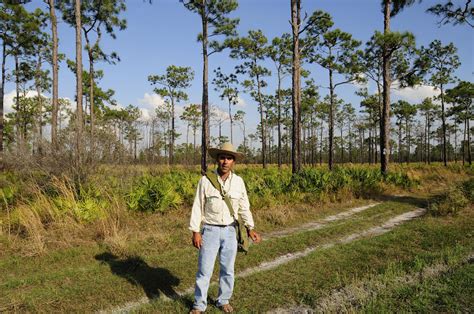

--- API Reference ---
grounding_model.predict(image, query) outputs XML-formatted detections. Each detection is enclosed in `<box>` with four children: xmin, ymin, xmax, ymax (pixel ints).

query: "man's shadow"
<box><xmin>95</xmin><ymin>252</ymin><xmax>180</xmax><ymax>300</ymax></box>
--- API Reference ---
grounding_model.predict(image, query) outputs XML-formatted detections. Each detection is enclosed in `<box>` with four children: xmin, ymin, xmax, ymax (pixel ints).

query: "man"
<box><xmin>189</xmin><ymin>142</ymin><xmax>261</xmax><ymax>313</ymax></box>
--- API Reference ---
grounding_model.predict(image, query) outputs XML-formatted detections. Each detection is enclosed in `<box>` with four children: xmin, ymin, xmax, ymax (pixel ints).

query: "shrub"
<box><xmin>127</xmin><ymin>175</ymin><xmax>184</xmax><ymax>213</ymax></box>
<box><xmin>0</xmin><ymin>172</ymin><xmax>23</xmax><ymax>210</ymax></box>
<box><xmin>428</xmin><ymin>178</ymin><xmax>472</xmax><ymax>216</ymax></box>
<box><xmin>461</xmin><ymin>178</ymin><xmax>474</xmax><ymax>202</ymax></box>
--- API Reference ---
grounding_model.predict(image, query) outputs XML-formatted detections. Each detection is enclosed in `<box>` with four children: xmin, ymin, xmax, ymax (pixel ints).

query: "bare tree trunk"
<box><xmin>0</xmin><ymin>42</ymin><xmax>6</xmax><ymax>170</ymax></box>
<box><xmin>200</xmin><ymin>3</ymin><xmax>209</xmax><ymax>174</ymax></box>
<box><xmin>170</xmin><ymin>98</ymin><xmax>175</xmax><ymax>164</ymax></box>
<box><xmin>49</xmin><ymin>0</ymin><xmax>59</xmax><ymax>149</ymax></box>
<box><xmin>454</xmin><ymin>125</ymin><xmax>458</xmax><ymax>163</ymax></box>
<box><xmin>328</xmin><ymin>68</ymin><xmax>335</xmax><ymax>170</ymax></box>
<box><xmin>15</xmin><ymin>55</ymin><xmax>21</xmax><ymax>146</ymax></box>
<box><xmin>440</xmin><ymin>84</ymin><xmax>447</xmax><ymax>166</ymax></box>
<box><xmin>427</xmin><ymin>117</ymin><xmax>431</xmax><ymax>164</ymax></box>
<box><xmin>193</xmin><ymin>127</ymin><xmax>197</xmax><ymax>165</ymax></box>
<box><xmin>86</xmin><ymin>42</ymin><xmax>95</xmax><ymax>149</ymax></box>
<box><xmin>462</xmin><ymin>118</ymin><xmax>466</xmax><ymax>165</ymax></box>
<box><xmin>228</xmin><ymin>99</ymin><xmax>233</xmax><ymax>144</ymax></box>
<box><xmin>256</xmin><ymin>72</ymin><xmax>267</xmax><ymax>168</ymax></box>
<box><xmin>468</xmin><ymin>117</ymin><xmax>472</xmax><ymax>166</ymax></box>
<box><xmin>406</xmin><ymin>118</ymin><xmax>410</xmax><ymax>164</ymax></box>
<box><xmin>319</xmin><ymin>122</ymin><xmax>323</xmax><ymax>166</ymax></box>
<box><xmin>381</xmin><ymin>0</ymin><xmax>391</xmax><ymax>175</ymax></box>
<box><xmin>348</xmin><ymin>123</ymin><xmax>352</xmax><ymax>162</ymax></box>
<box><xmin>277</xmin><ymin>71</ymin><xmax>282</xmax><ymax>168</ymax></box>
<box><xmin>75</xmin><ymin>0</ymin><xmax>84</xmax><ymax>165</ymax></box>
<box><xmin>398</xmin><ymin>123</ymin><xmax>402</xmax><ymax>163</ymax></box>
<box><xmin>424</xmin><ymin>114</ymin><xmax>429</xmax><ymax>164</ymax></box>
<box><xmin>369</xmin><ymin>128</ymin><xmax>372</xmax><ymax>164</ymax></box>
<box><xmin>291</xmin><ymin>0</ymin><xmax>301</xmax><ymax>174</ymax></box>
<box><xmin>35</xmin><ymin>54</ymin><xmax>43</xmax><ymax>156</ymax></box>
<box><xmin>340</xmin><ymin>125</ymin><xmax>344</xmax><ymax>163</ymax></box>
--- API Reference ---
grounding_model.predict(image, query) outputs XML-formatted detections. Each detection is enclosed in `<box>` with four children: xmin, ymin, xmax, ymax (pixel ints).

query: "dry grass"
<box><xmin>1</xmin><ymin>163</ymin><xmax>471</xmax><ymax>258</ymax></box>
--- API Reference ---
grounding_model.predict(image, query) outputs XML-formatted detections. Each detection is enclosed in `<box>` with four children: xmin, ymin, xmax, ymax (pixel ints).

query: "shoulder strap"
<box><xmin>205</xmin><ymin>170</ymin><xmax>238</xmax><ymax>219</ymax></box>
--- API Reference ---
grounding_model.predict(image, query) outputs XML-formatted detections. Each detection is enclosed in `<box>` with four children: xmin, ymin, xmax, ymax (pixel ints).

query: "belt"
<box><xmin>205</xmin><ymin>222</ymin><xmax>236</xmax><ymax>227</ymax></box>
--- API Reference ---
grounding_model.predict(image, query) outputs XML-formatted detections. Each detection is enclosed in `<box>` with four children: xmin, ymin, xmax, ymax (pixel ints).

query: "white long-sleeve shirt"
<box><xmin>189</xmin><ymin>171</ymin><xmax>255</xmax><ymax>233</ymax></box>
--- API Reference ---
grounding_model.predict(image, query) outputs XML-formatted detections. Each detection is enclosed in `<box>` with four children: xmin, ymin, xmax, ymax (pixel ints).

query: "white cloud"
<box><xmin>236</xmin><ymin>96</ymin><xmax>247</xmax><ymax>107</ymax></box>
<box><xmin>139</xmin><ymin>92</ymin><xmax>166</xmax><ymax>109</ymax></box>
<box><xmin>210</xmin><ymin>105</ymin><xmax>230</xmax><ymax>122</ymax></box>
<box><xmin>138</xmin><ymin>92</ymin><xmax>166</xmax><ymax>122</ymax></box>
<box><xmin>137</xmin><ymin>92</ymin><xmax>191</xmax><ymax>122</ymax></box>
<box><xmin>3</xmin><ymin>89</ymin><xmax>48</xmax><ymax>114</ymax></box>
<box><xmin>139</xmin><ymin>108</ymin><xmax>152</xmax><ymax>122</ymax></box>
<box><xmin>392</xmin><ymin>82</ymin><xmax>439</xmax><ymax>103</ymax></box>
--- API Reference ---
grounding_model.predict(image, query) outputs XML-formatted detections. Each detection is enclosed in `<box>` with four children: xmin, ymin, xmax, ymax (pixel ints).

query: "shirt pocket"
<box><xmin>204</xmin><ymin>187</ymin><xmax>222</xmax><ymax>214</ymax></box>
<box><xmin>227</xmin><ymin>191</ymin><xmax>241</xmax><ymax>212</ymax></box>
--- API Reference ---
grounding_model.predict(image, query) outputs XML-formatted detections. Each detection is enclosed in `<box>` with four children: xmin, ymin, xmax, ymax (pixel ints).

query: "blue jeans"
<box><xmin>193</xmin><ymin>224</ymin><xmax>238</xmax><ymax>311</ymax></box>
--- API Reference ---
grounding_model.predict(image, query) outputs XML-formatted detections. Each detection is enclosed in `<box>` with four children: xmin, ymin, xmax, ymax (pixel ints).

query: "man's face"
<box><xmin>217</xmin><ymin>154</ymin><xmax>235</xmax><ymax>174</ymax></box>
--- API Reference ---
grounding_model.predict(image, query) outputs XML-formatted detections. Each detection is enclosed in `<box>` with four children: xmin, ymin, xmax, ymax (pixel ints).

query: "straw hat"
<box><xmin>208</xmin><ymin>142</ymin><xmax>244</xmax><ymax>161</ymax></box>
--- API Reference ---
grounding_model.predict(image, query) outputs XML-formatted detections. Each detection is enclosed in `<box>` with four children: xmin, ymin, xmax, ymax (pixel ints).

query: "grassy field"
<box><xmin>0</xmin><ymin>163</ymin><xmax>472</xmax><ymax>312</ymax></box>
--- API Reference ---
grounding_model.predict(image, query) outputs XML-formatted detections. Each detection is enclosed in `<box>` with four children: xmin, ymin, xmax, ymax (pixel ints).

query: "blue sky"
<box><xmin>4</xmin><ymin>0</ymin><xmax>473</xmax><ymax>146</ymax></box>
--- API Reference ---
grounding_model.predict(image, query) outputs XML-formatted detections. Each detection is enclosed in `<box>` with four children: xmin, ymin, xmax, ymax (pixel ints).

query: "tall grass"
<box><xmin>1</xmin><ymin>163</ymin><xmax>471</xmax><ymax>255</ymax></box>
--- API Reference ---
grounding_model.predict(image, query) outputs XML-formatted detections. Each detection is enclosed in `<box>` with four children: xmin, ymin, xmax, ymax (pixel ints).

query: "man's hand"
<box><xmin>248</xmin><ymin>229</ymin><xmax>261</xmax><ymax>243</ymax></box>
<box><xmin>192</xmin><ymin>232</ymin><xmax>202</xmax><ymax>249</ymax></box>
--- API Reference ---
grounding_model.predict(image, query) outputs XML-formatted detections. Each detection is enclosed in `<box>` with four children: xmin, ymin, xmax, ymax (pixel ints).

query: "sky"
<box><xmin>4</xmin><ymin>0</ymin><xmax>474</xmax><ymax>147</ymax></box>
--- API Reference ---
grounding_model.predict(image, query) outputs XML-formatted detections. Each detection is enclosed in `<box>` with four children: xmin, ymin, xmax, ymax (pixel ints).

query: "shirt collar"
<box><xmin>216</xmin><ymin>169</ymin><xmax>233</xmax><ymax>185</ymax></box>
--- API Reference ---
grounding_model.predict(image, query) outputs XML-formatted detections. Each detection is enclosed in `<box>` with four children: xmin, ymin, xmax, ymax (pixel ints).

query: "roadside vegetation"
<box><xmin>0</xmin><ymin>163</ymin><xmax>472</xmax><ymax>312</ymax></box>
<box><xmin>1</xmin><ymin>163</ymin><xmax>469</xmax><ymax>257</ymax></box>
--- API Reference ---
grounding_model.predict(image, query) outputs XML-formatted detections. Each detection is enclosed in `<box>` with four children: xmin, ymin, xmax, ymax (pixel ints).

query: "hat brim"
<box><xmin>208</xmin><ymin>148</ymin><xmax>244</xmax><ymax>161</ymax></box>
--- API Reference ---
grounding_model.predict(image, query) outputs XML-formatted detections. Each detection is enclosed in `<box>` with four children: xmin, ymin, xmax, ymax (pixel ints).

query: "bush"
<box><xmin>127</xmin><ymin>175</ymin><xmax>184</xmax><ymax>213</ymax></box>
<box><xmin>0</xmin><ymin>172</ymin><xmax>23</xmax><ymax>210</ymax></box>
<box><xmin>461</xmin><ymin>178</ymin><xmax>474</xmax><ymax>202</ymax></box>
<box><xmin>428</xmin><ymin>178</ymin><xmax>472</xmax><ymax>216</ymax></box>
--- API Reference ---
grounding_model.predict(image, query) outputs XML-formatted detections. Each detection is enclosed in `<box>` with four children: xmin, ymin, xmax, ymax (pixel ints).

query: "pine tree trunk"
<box><xmin>328</xmin><ymin>68</ymin><xmax>334</xmax><ymax>170</ymax></box>
<box><xmin>398</xmin><ymin>123</ymin><xmax>402</xmax><ymax>163</ymax></box>
<box><xmin>15</xmin><ymin>55</ymin><xmax>21</xmax><ymax>146</ymax></box>
<box><xmin>348</xmin><ymin>123</ymin><xmax>352</xmax><ymax>163</ymax></box>
<box><xmin>87</xmin><ymin>45</ymin><xmax>95</xmax><ymax>148</ymax></box>
<box><xmin>427</xmin><ymin>118</ymin><xmax>431</xmax><ymax>164</ymax></box>
<box><xmin>340</xmin><ymin>126</ymin><xmax>344</xmax><ymax>163</ymax></box>
<box><xmin>0</xmin><ymin>42</ymin><xmax>6</xmax><ymax>170</ymax></box>
<box><xmin>277</xmin><ymin>71</ymin><xmax>282</xmax><ymax>168</ymax></box>
<box><xmin>381</xmin><ymin>0</ymin><xmax>391</xmax><ymax>175</ymax></box>
<box><xmin>75</xmin><ymin>0</ymin><xmax>84</xmax><ymax>165</ymax></box>
<box><xmin>255</xmin><ymin>70</ymin><xmax>266</xmax><ymax>168</ymax></box>
<box><xmin>228</xmin><ymin>99</ymin><xmax>233</xmax><ymax>144</ymax></box>
<box><xmin>200</xmin><ymin>3</ymin><xmax>209</xmax><ymax>174</ymax></box>
<box><xmin>462</xmin><ymin>118</ymin><xmax>466</xmax><ymax>165</ymax></box>
<box><xmin>170</xmin><ymin>97</ymin><xmax>175</xmax><ymax>164</ymax></box>
<box><xmin>49</xmin><ymin>0</ymin><xmax>59</xmax><ymax>150</ymax></box>
<box><xmin>319</xmin><ymin>122</ymin><xmax>323</xmax><ymax>166</ymax></box>
<box><xmin>291</xmin><ymin>0</ymin><xmax>301</xmax><ymax>174</ymax></box>
<box><xmin>467</xmin><ymin>117</ymin><xmax>472</xmax><ymax>166</ymax></box>
<box><xmin>454</xmin><ymin>126</ymin><xmax>458</xmax><ymax>163</ymax></box>
<box><xmin>35</xmin><ymin>54</ymin><xmax>43</xmax><ymax>156</ymax></box>
<box><xmin>406</xmin><ymin>119</ymin><xmax>410</xmax><ymax>164</ymax></box>
<box><xmin>424</xmin><ymin>115</ymin><xmax>428</xmax><ymax>163</ymax></box>
<box><xmin>440</xmin><ymin>84</ymin><xmax>447</xmax><ymax>166</ymax></box>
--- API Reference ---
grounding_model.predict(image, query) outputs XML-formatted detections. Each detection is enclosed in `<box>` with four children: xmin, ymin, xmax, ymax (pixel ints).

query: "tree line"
<box><xmin>0</xmin><ymin>0</ymin><xmax>472</xmax><ymax>174</ymax></box>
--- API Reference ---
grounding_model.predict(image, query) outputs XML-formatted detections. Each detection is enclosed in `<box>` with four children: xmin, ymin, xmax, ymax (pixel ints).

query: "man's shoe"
<box><xmin>189</xmin><ymin>309</ymin><xmax>203</xmax><ymax>314</ymax></box>
<box><xmin>219</xmin><ymin>303</ymin><xmax>234</xmax><ymax>313</ymax></box>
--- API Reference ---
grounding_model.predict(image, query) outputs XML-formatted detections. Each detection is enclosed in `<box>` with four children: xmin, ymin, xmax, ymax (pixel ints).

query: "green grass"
<box><xmin>361</xmin><ymin>262</ymin><xmax>474</xmax><ymax>312</ymax></box>
<box><xmin>0</xmin><ymin>200</ymin><xmax>420</xmax><ymax>312</ymax></box>
<box><xmin>0</xmin><ymin>165</ymin><xmax>472</xmax><ymax>312</ymax></box>
<box><xmin>141</xmin><ymin>206</ymin><xmax>474</xmax><ymax>313</ymax></box>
